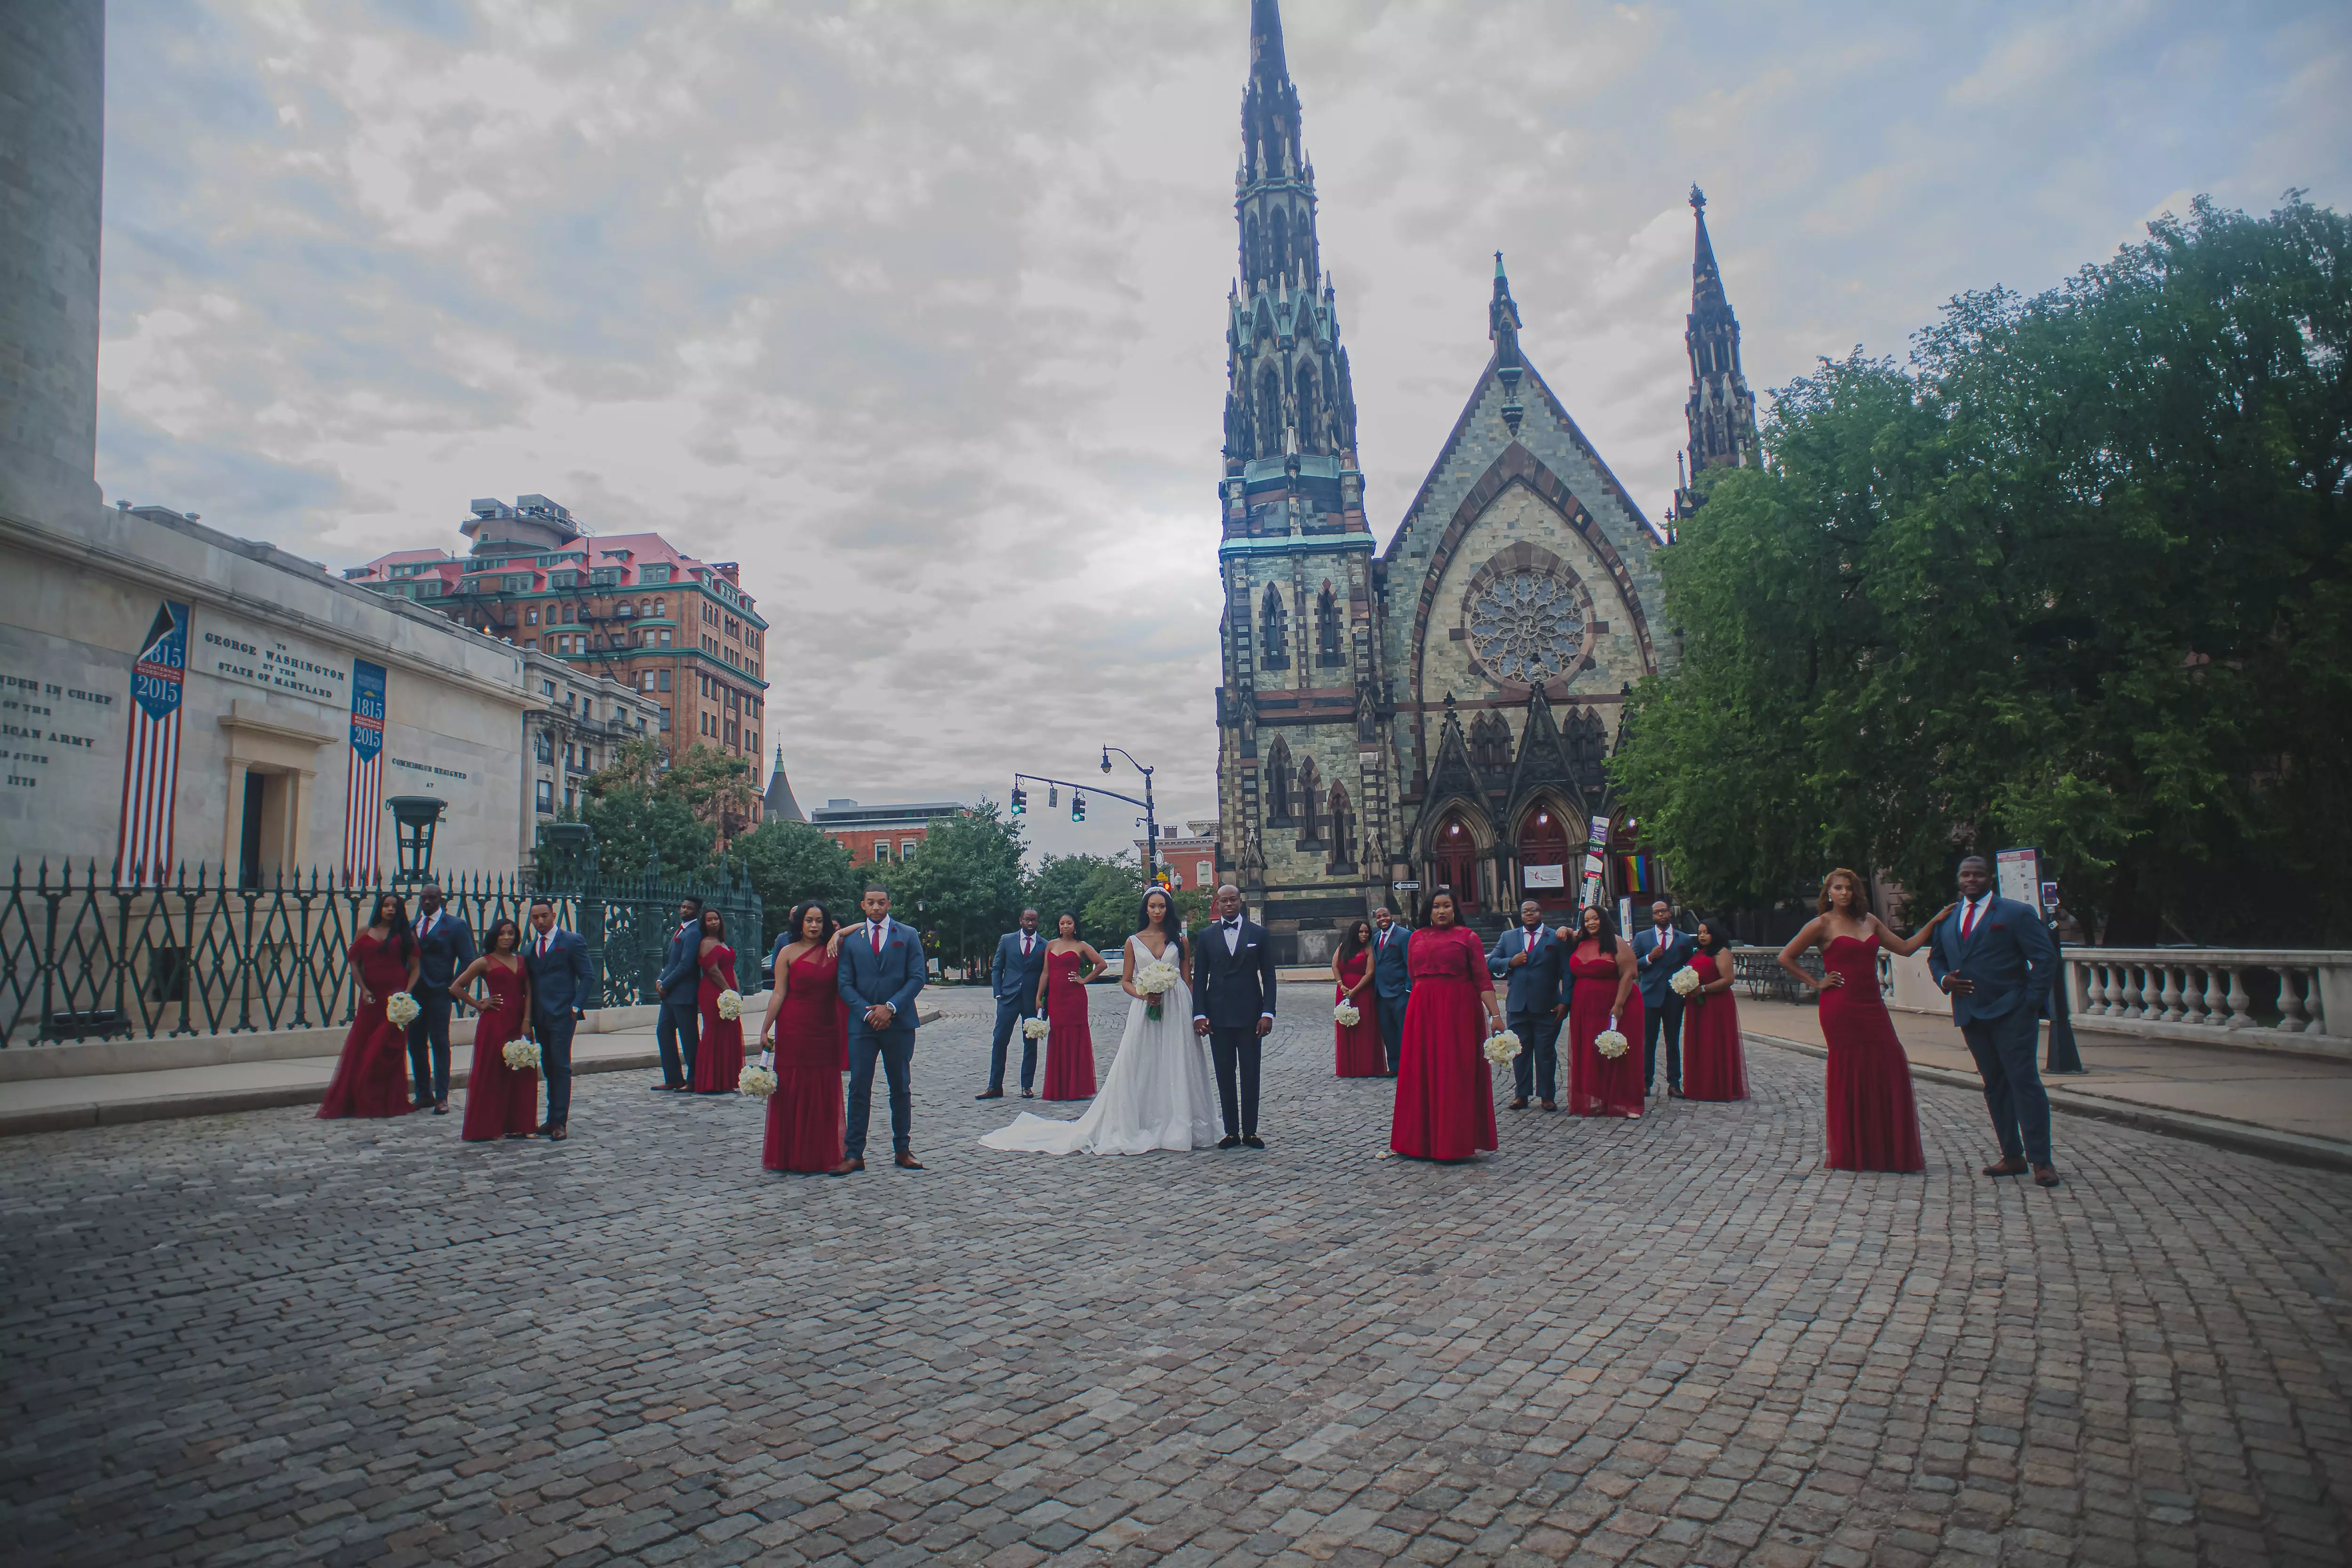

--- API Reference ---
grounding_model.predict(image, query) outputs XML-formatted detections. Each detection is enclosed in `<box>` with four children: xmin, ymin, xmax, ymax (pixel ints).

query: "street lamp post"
<box><xmin>1100</xmin><ymin>745</ymin><xmax>1157</xmax><ymax>883</ymax></box>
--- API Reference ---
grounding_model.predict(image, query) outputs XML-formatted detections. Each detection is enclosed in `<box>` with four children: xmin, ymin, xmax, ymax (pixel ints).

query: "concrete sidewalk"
<box><xmin>1740</xmin><ymin>996</ymin><xmax>2352</xmax><ymax>1172</ymax></box>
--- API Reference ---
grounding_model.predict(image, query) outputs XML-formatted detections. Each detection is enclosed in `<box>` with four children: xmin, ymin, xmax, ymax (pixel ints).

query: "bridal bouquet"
<box><xmin>1022</xmin><ymin>1016</ymin><xmax>1049</xmax><ymax>1041</ymax></box>
<box><xmin>1669</xmin><ymin>965</ymin><xmax>1701</xmax><ymax>997</ymax></box>
<box><xmin>383</xmin><ymin>991</ymin><xmax>421</xmax><ymax>1030</ymax></box>
<box><xmin>716</xmin><ymin>989</ymin><xmax>744</xmax><ymax>1021</ymax></box>
<box><xmin>1595</xmin><ymin>1027</ymin><xmax>1630</xmax><ymax>1059</ymax></box>
<box><xmin>1334</xmin><ymin>1002</ymin><xmax>1361</xmax><ymax>1027</ymax></box>
<box><xmin>1482</xmin><ymin>1028</ymin><xmax>1523</xmax><ymax>1064</ymax></box>
<box><xmin>1134</xmin><ymin>958</ymin><xmax>1181</xmax><ymax>1020</ymax></box>
<box><xmin>501</xmin><ymin>1037</ymin><xmax>540</xmax><ymax>1072</ymax></box>
<box><xmin>738</xmin><ymin>1061</ymin><xmax>778</xmax><ymax>1099</ymax></box>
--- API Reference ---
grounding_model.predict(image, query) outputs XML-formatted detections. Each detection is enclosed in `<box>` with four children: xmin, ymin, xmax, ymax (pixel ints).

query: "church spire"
<box><xmin>1674</xmin><ymin>184</ymin><xmax>1758</xmax><ymax>523</ymax></box>
<box><xmin>1490</xmin><ymin>252</ymin><xmax>1526</xmax><ymax>434</ymax></box>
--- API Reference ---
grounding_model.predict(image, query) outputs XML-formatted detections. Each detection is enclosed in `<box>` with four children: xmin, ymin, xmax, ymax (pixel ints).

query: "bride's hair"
<box><xmin>1135</xmin><ymin>888</ymin><xmax>1189</xmax><ymax>965</ymax></box>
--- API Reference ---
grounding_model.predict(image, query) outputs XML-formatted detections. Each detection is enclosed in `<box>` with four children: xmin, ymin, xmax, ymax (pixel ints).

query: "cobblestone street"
<box><xmin>5</xmin><ymin>987</ymin><xmax>2350</xmax><ymax>1568</ymax></box>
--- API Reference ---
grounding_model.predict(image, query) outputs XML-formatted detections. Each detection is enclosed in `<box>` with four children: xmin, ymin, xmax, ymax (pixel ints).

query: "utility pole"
<box><xmin>1100</xmin><ymin>746</ymin><xmax>1157</xmax><ymax>883</ymax></box>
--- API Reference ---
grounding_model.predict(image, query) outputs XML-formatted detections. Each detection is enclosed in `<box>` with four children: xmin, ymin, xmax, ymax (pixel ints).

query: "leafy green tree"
<box><xmin>560</xmin><ymin>738</ymin><xmax>758</xmax><ymax>883</ymax></box>
<box><xmin>882</xmin><ymin>800</ymin><xmax>1028</xmax><ymax>977</ymax></box>
<box><xmin>735</xmin><ymin>820</ymin><xmax>861</xmax><ymax>949</ymax></box>
<box><xmin>1026</xmin><ymin>853</ymin><xmax>1141</xmax><ymax>945</ymax></box>
<box><xmin>1615</xmin><ymin>194</ymin><xmax>2352</xmax><ymax>944</ymax></box>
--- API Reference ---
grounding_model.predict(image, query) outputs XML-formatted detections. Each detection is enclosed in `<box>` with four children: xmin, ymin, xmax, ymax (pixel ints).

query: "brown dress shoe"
<box><xmin>826</xmin><ymin>1157</ymin><xmax>864</xmax><ymax>1176</ymax></box>
<box><xmin>1509</xmin><ymin>1097</ymin><xmax>1530</xmax><ymax>1111</ymax></box>
<box><xmin>1539</xmin><ymin>1098</ymin><xmax>1557</xmax><ymax>1112</ymax></box>
<box><xmin>2033</xmin><ymin>1165</ymin><xmax>2062</xmax><ymax>1187</ymax></box>
<box><xmin>1983</xmin><ymin>1157</ymin><xmax>2030</xmax><ymax>1178</ymax></box>
<box><xmin>894</xmin><ymin>1151</ymin><xmax>924</xmax><ymax>1170</ymax></box>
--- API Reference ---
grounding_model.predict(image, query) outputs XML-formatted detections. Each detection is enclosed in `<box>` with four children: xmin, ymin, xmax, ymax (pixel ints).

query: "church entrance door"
<box><xmin>1517</xmin><ymin>806</ymin><xmax>1573</xmax><ymax>912</ymax></box>
<box><xmin>1432</xmin><ymin>811</ymin><xmax>1482</xmax><ymax>915</ymax></box>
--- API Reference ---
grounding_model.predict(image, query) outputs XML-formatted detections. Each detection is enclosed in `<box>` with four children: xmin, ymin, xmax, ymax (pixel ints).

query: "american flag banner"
<box><xmin>114</xmin><ymin>601</ymin><xmax>191</xmax><ymax>887</ymax></box>
<box><xmin>341</xmin><ymin>659</ymin><xmax>387</xmax><ymax>882</ymax></box>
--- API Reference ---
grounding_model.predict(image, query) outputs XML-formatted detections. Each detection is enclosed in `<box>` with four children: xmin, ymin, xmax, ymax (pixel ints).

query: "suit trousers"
<box><xmin>986</xmin><ymin>999</ymin><xmax>1039</xmax><ymax>1092</ymax></box>
<box><xmin>656</xmin><ymin>999</ymin><xmax>700</xmax><ymax>1086</ymax></box>
<box><xmin>1208</xmin><ymin>1026</ymin><xmax>1263</xmax><ymax>1137</ymax></box>
<box><xmin>1963</xmin><ymin>1009</ymin><xmax>2053</xmax><ymax>1165</ymax></box>
<box><xmin>1509</xmin><ymin>1009</ymin><xmax>1561</xmax><ymax>1102</ymax></box>
<box><xmin>1642</xmin><ymin>993</ymin><xmax>1685</xmax><ymax>1090</ymax></box>
<box><xmin>846</xmin><ymin>1029</ymin><xmax>915</xmax><ymax>1159</ymax></box>
<box><xmin>1376</xmin><ymin>993</ymin><xmax>1406</xmax><ymax>1072</ymax></box>
<box><xmin>534</xmin><ymin>1009</ymin><xmax>577</xmax><ymax>1126</ymax></box>
<box><xmin>405</xmin><ymin>990</ymin><xmax>453</xmax><ymax>1105</ymax></box>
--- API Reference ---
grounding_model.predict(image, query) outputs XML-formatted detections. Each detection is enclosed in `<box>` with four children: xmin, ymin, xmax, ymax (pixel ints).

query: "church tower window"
<box><xmin>1294</xmin><ymin>753</ymin><xmax>1321</xmax><ymax>843</ymax></box>
<box><xmin>1263</xmin><ymin>736</ymin><xmax>1294</xmax><ymax>826</ymax></box>
<box><xmin>1315</xmin><ymin>584</ymin><xmax>1342</xmax><ymax>666</ymax></box>
<box><xmin>1260</xmin><ymin>583</ymin><xmax>1290</xmax><ymax>670</ymax></box>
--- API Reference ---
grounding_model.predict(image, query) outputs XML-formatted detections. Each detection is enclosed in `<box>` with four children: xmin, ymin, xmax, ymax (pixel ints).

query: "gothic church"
<box><xmin>1212</xmin><ymin>0</ymin><xmax>1756</xmax><ymax>961</ymax></box>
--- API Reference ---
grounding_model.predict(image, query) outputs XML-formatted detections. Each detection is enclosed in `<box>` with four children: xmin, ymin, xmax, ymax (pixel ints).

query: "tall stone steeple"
<box><xmin>1673</xmin><ymin>185</ymin><xmax>1758</xmax><ymax>522</ymax></box>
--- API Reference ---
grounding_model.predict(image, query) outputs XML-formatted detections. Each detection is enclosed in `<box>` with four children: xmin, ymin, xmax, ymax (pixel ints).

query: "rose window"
<box><xmin>1465</xmin><ymin>569</ymin><xmax>1587</xmax><ymax>685</ymax></box>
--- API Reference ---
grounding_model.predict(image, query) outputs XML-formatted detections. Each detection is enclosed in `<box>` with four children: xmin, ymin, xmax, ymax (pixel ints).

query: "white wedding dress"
<box><xmin>978</xmin><ymin>935</ymin><xmax>1223</xmax><ymax>1156</ymax></box>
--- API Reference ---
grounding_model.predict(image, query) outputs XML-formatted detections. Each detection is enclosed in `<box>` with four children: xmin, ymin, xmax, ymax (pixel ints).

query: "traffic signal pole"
<box><xmin>1011</xmin><ymin>756</ymin><xmax>1160</xmax><ymax>883</ymax></box>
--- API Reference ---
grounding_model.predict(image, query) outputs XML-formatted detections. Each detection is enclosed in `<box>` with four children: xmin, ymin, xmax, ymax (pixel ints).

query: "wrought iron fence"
<box><xmin>0</xmin><ymin>857</ymin><xmax>761</xmax><ymax>1045</ymax></box>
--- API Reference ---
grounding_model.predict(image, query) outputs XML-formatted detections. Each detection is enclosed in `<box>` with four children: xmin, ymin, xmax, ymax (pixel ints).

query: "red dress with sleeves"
<box><xmin>1387</xmin><ymin>925</ymin><xmax>1498</xmax><ymax>1160</ymax></box>
<box><xmin>318</xmin><ymin>931</ymin><xmax>414</xmax><ymax>1120</ymax></box>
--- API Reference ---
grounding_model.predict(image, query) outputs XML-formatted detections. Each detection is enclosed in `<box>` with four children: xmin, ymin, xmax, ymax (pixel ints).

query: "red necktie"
<box><xmin>1961</xmin><ymin>900</ymin><xmax>1979</xmax><ymax>940</ymax></box>
<box><xmin>871</xmin><ymin>923</ymin><xmax>883</xmax><ymax>954</ymax></box>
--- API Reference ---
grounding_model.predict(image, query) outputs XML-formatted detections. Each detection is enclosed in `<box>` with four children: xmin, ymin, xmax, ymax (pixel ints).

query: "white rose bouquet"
<box><xmin>501</xmin><ymin>1037</ymin><xmax>540</xmax><ymax>1073</ymax></box>
<box><xmin>1134</xmin><ymin>958</ymin><xmax>1181</xmax><ymax>1021</ymax></box>
<box><xmin>1595</xmin><ymin>1027</ymin><xmax>1630</xmax><ymax>1059</ymax></box>
<box><xmin>384</xmin><ymin>991</ymin><xmax>421</xmax><ymax>1029</ymax></box>
<box><xmin>1334</xmin><ymin>1002</ymin><xmax>1362</xmax><ymax>1027</ymax></box>
<box><xmin>738</xmin><ymin>1061</ymin><xmax>778</xmax><ymax>1099</ymax></box>
<box><xmin>1482</xmin><ymin>1028</ymin><xmax>1523</xmax><ymax>1064</ymax></box>
<box><xmin>716</xmin><ymin>989</ymin><xmax>744</xmax><ymax>1022</ymax></box>
<box><xmin>1022</xmin><ymin>1016</ymin><xmax>1050</xmax><ymax>1041</ymax></box>
<box><xmin>1669</xmin><ymin>965</ymin><xmax>1701</xmax><ymax>997</ymax></box>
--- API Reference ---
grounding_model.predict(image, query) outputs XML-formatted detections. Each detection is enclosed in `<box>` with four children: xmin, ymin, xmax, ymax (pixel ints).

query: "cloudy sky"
<box><xmin>95</xmin><ymin>0</ymin><xmax>2352</xmax><ymax>863</ymax></box>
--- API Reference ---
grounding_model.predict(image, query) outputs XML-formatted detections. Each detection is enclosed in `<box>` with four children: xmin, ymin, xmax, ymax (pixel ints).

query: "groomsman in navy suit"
<box><xmin>1930</xmin><ymin>855</ymin><xmax>2062</xmax><ymax>1186</ymax></box>
<box><xmin>1488</xmin><ymin>899</ymin><xmax>1570</xmax><ymax>1110</ymax></box>
<box><xmin>524</xmin><ymin>898</ymin><xmax>597</xmax><ymax>1141</ymax></box>
<box><xmin>1369</xmin><ymin>906</ymin><xmax>1411</xmax><ymax>1075</ymax></box>
<box><xmin>1193</xmin><ymin>884</ymin><xmax>1279</xmax><ymax>1148</ymax></box>
<box><xmin>405</xmin><ymin>881</ymin><xmax>476</xmax><ymax>1115</ymax></box>
<box><xmin>652</xmin><ymin>895</ymin><xmax>703</xmax><ymax>1091</ymax></box>
<box><xmin>832</xmin><ymin>885</ymin><xmax>928</xmax><ymax>1173</ymax></box>
<box><xmin>1631</xmin><ymin>900</ymin><xmax>1697</xmax><ymax>1098</ymax></box>
<box><xmin>978</xmin><ymin>908</ymin><xmax>1048</xmax><ymax>1100</ymax></box>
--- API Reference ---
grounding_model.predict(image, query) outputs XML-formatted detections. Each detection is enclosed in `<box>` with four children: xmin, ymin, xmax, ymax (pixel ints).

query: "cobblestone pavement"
<box><xmin>5</xmin><ymin>987</ymin><xmax>2351</xmax><ymax>1568</ymax></box>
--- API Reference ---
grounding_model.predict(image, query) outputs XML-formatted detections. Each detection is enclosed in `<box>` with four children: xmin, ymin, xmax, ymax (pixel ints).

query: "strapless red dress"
<box><xmin>1040</xmin><ymin>947</ymin><xmax>1097</xmax><ymax>1099</ymax></box>
<box><xmin>1334</xmin><ymin>951</ymin><xmax>1384</xmax><ymax>1077</ymax></box>
<box><xmin>693</xmin><ymin>942</ymin><xmax>745</xmax><ymax>1094</ymax></box>
<box><xmin>460</xmin><ymin>957</ymin><xmax>538</xmax><ymax>1140</ymax></box>
<box><xmin>764</xmin><ymin>944</ymin><xmax>846</xmax><ymax>1173</ymax></box>
<box><xmin>1820</xmin><ymin>934</ymin><xmax>1924</xmax><ymax>1171</ymax></box>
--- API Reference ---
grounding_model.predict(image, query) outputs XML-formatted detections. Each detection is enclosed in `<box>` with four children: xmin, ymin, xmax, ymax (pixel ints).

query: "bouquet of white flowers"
<box><xmin>1482</xmin><ymin>1029</ymin><xmax>1523</xmax><ymax>1064</ymax></box>
<box><xmin>1595</xmin><ymin>1028</ymin><xmax>1630</xmax><ymax>1059</ymax></box>
<box><xmin>1669</xmin><ymin>965</ymin><xmax>1701</xmax><ymax>997</ymax></box>
<box><xmin>738</xmin><ymin>1062</ymin><xmax>778</xmax><ymax>1099</ymax></box>
<box><xmin>384</xmin><ymin>991</ymin><xmax>421</xmax><ymax>1029</ymax></box>
<box><xmin>716</xmin><ymin>988</ymin><xmax>744</xmax><ymax>1021</ymax></box>
<box><xmin>502</xmin><ymin>1037</ymin><xmax>540</xmax><ymax>1073</ymax></box>
<box><xmin>1022</xmin><ymin>1016</ymin><xmax>1049</xmax><ymax>1040</ymax></box>
<box><xmin>1334</xmin><ymin>1002</ymin><xmax>1361</xmax><ymax>1027</ymax></box>
<box><xmin>1134</xmin><ymin>958</ymin><xmax>1181</xmax><ymax>1020</ymax></box>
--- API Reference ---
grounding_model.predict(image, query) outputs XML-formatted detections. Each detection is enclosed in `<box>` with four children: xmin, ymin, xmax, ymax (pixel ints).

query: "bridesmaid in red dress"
<box><xmin>1389</xmin><ymin>892</ymin><xmax>1506</xmax><ymax>1161</ymax></box>
<box><xmin>1038</xmin><ymin>914</ymin><xmax>1104</xmax><ymax>1100</ymax></box>
<box><xmin>1564</xmin><ymin>903</ymin><xmax>1646</xmax><ymax>1118</ymax></box>
<box><xmin>692</xmin><ymin>907</ymin><xmax>747</xmax><ymax>1094</ymax></box>
<box><xmin>1331</xmin><ymin>918</ymin><xmax>1384</xmax><ymax>1077</ymax></box>
<box><xmin>1779</xmin><ymin>868</ymin><xmax>1952</xmax><ymax>1171</ymax></box>
<box><xmin>1678</xmin><ymin>919</ymin><xmax>1748</xmax><ymax>1102</ymax></box>
<box><xmin>318</xmin><ymin>894</ymin><xmax>421</xmax><ymax>1120</ymax></box>
<box><xmin>453</xmin><ymin>916</ymin><xmax>539</xmax><ymax>1141</ymax></box>
<box><xmin>757</xmin><ymin>899</ymin><xmax>849</xmax><ymax>1172</ymax></box>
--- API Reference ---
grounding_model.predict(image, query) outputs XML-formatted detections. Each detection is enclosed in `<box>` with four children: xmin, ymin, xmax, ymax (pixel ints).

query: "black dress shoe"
<box><xmin>1242</xmin><ymin>1134</ymin><xmax>1265</xmax><ymax>1150</ymax></box>
<box><xmin>975</xmin><ymin>1088</ymin><xmax>1005</xmax><ymax>1100</ymax></box>
<box><xmin>1217</xmin><ymin>1134</ymin><xmax>1241</xmax><ymax>1149</ymax></box>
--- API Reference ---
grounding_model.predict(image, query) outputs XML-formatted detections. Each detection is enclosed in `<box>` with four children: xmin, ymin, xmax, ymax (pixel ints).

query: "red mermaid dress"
<box><xmin>317</xmin><ymin>931</ymin><xmax>413</xmax><ymax>1119</ymax></box>
<box><xmin>459</xmin><ymin>956</ymin><xmax>539</xmax><ymax>1140</ymax></box>
<box><xmin>1820</xmin><ymin>934</ymin><xmax>1924</xmax><ymax>1171</ymax></box>
<box><xmin>764</xmin><ymin>944</ymin><xmax>847</xmax><ymax>1172</ymax></box>
<box><xmin>1333</xmin><ymin>950</ymin><xmax>1385</xmax><ymax>1077</ymax></box>
<box><xmin>1040</xmin><ymin>947</ymin><xmax>1097</xmax><ymax>1100</ymax></box>
<box><xmin>1679</xmin><ymin>950</ymin><xmax>1749</xmax><ymax>1102</ymax></box>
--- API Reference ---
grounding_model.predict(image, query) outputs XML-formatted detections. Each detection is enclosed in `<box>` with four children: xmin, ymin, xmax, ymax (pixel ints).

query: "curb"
<box><xmin>1744</xmin><ymin>1031</ymin><xmax>2352</xmax><ymax>1177</ymax></box>
<box><xmin>0</xmin><ymin>1049</ymin><xmax>662</xmax><ymax>1139</ymax></box>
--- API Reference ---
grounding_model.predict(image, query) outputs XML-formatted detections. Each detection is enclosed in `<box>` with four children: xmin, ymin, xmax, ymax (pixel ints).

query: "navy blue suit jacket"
<box><xmin>992</xmin><ymin>930</ymin><xmax>1049</xmax><ymax>1008</ymax></box>
<box><xmin>1928</xmin><ymin>895</ymin><xmax>2056</xmax><ymax>1026</ymax></box>
<box><xmin>1630</xmin><ymin>924</ymin><xmax>1697</xmax><ymax>1009</ymax></box>
<box><xmin>1193</xmin><ymin>920</ymin><xmax>1277</xmax><ymax>1028</ymax></box>
<box><xmin>524</xmin><ymin>928</ymin><xmax>597</xmax><ymax>1017</ymax></box>
<box><xmin>839</xmin><ymin>918</ymin><xmax>926</xmax><ymax>1037</ymax></box>
<box><xmin>655</xmin><ymin>922</ymin><xmax>701</xmax><ymax>1005</ymax></box>
<box><xmin>1486</xmin><ymin>923</ymin><xmax>1570</xmax><ymax>1016</ymax></box>
<box><xmin>410</xmin><ymin>909</ymin><xmax>476</xmax><ymax>991</ymax></box>
<box><xmin>1369</xmin><ymin>923</ymin><xmax>1412</xmax><ymax>1001</ymax></box>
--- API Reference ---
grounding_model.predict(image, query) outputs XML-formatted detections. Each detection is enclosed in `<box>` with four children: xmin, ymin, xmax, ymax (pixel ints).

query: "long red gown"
<box><xmin>1820</xmin><ymin>933</ymin><xmax>1924</xmax><ymax>1171</ymax></box>
<box><xmin>460</xmin><ymin>956</ymin><xmax>539</xmax><ymax>1140</ymax></box>
<box><xmin>1334</xmin><ymin>950</ymin><xmax>1385</xmax><ymax>1077</ymax></box>
<box><xmin>1389</xmin><ymin>925</ymin><xmax>1497</xmax><ymax>1160</ymax></box>
<box><xmin>764</xmin><ymin>943</ymin><xmax>847</xmax><ymax>1172</ymax></box>
<box><xmin>1040</xmin><ymin>946</ymin><xmax>1097</xmax><ymax>1100</ymax></box>
<box><xmin>1680</xmin><ymin>950</ymin><xmax>1749</xmax><ymax>1102</ymax></box>
<box><xmin>1566</xmin><ymin>944</ymin><xmax>1646</xmax><ymax>1118</ymax></box>
<box><xmin>693</xmin><ymin>941</ymin><xmax>746</xmax><ymax>1094</ymax></box>
<box><xmin>318</xmin><ymin>931</ymin><xmax>414</xmax><ymax>1119</ymax></box>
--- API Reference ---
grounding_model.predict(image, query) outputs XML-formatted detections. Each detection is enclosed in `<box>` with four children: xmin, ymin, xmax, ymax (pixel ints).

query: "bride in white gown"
<box><xmin>979</xmin><ymin>889</ymin><xmax>1222</xmax><ymax>1155</ymax></box>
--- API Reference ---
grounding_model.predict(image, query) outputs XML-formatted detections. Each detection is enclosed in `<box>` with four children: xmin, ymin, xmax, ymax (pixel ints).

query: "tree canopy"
<box><xmin>1614</xmin><ymin>194</ymin><xmax>2352</xmax><ymax>945</ymax></box>
<box><xmin>874</xmin><ymin>800</ymin><xmax>1028</xmax><ymax>972</ymax></box>
<box><xmin>734</xmin><ymin>819</ymin><xmax>861</xmax><ymax>950</ymax></box>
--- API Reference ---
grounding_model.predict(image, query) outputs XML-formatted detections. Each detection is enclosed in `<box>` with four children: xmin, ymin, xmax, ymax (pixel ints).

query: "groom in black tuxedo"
<box><xmin>1192</xmin><ymin>883</ymin><xmax>1278</xmax><ymax>1149</ymax></box>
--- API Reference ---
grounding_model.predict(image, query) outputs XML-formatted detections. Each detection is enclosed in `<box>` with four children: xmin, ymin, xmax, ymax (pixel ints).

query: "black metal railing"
<box><xmin>0</xmin><ymin>857</ymin><xmax>760</xmax><ymax>1045</ymax></box>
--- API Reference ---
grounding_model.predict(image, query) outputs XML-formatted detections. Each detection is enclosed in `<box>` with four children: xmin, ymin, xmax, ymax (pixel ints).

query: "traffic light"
<box><xmin>1010</xmin><ymin>786</ymin><xmax>1025</xmax><ymax>815</ymax></box>
<box><xmin>1071</xmin><ymin>791</ymin><xmax>1086</xmax><ymax>822</ymax></box>
<box><xmin>1047</xmin><ymin>785</ymin><xmax>1057</xmax><ymax>808</ymax></box>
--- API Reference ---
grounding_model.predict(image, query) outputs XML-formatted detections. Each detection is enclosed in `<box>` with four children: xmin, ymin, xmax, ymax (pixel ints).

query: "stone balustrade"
<box><xmin>2065</xmin><ymin>948</ymin><xmax>2350</xmax><ymax>1055</ymax></box>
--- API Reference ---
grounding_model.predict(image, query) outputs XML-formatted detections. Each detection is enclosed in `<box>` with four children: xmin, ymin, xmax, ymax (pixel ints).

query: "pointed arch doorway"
<box><xmin>1431</xmin><ymin>809</ymin><xmax>1484</xmax><ymax>915</ymax></box>
<box><xmin>1517</xmin><ymin>804</ymin><xmax>1575</xmax><ymax>913</ymax></box>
